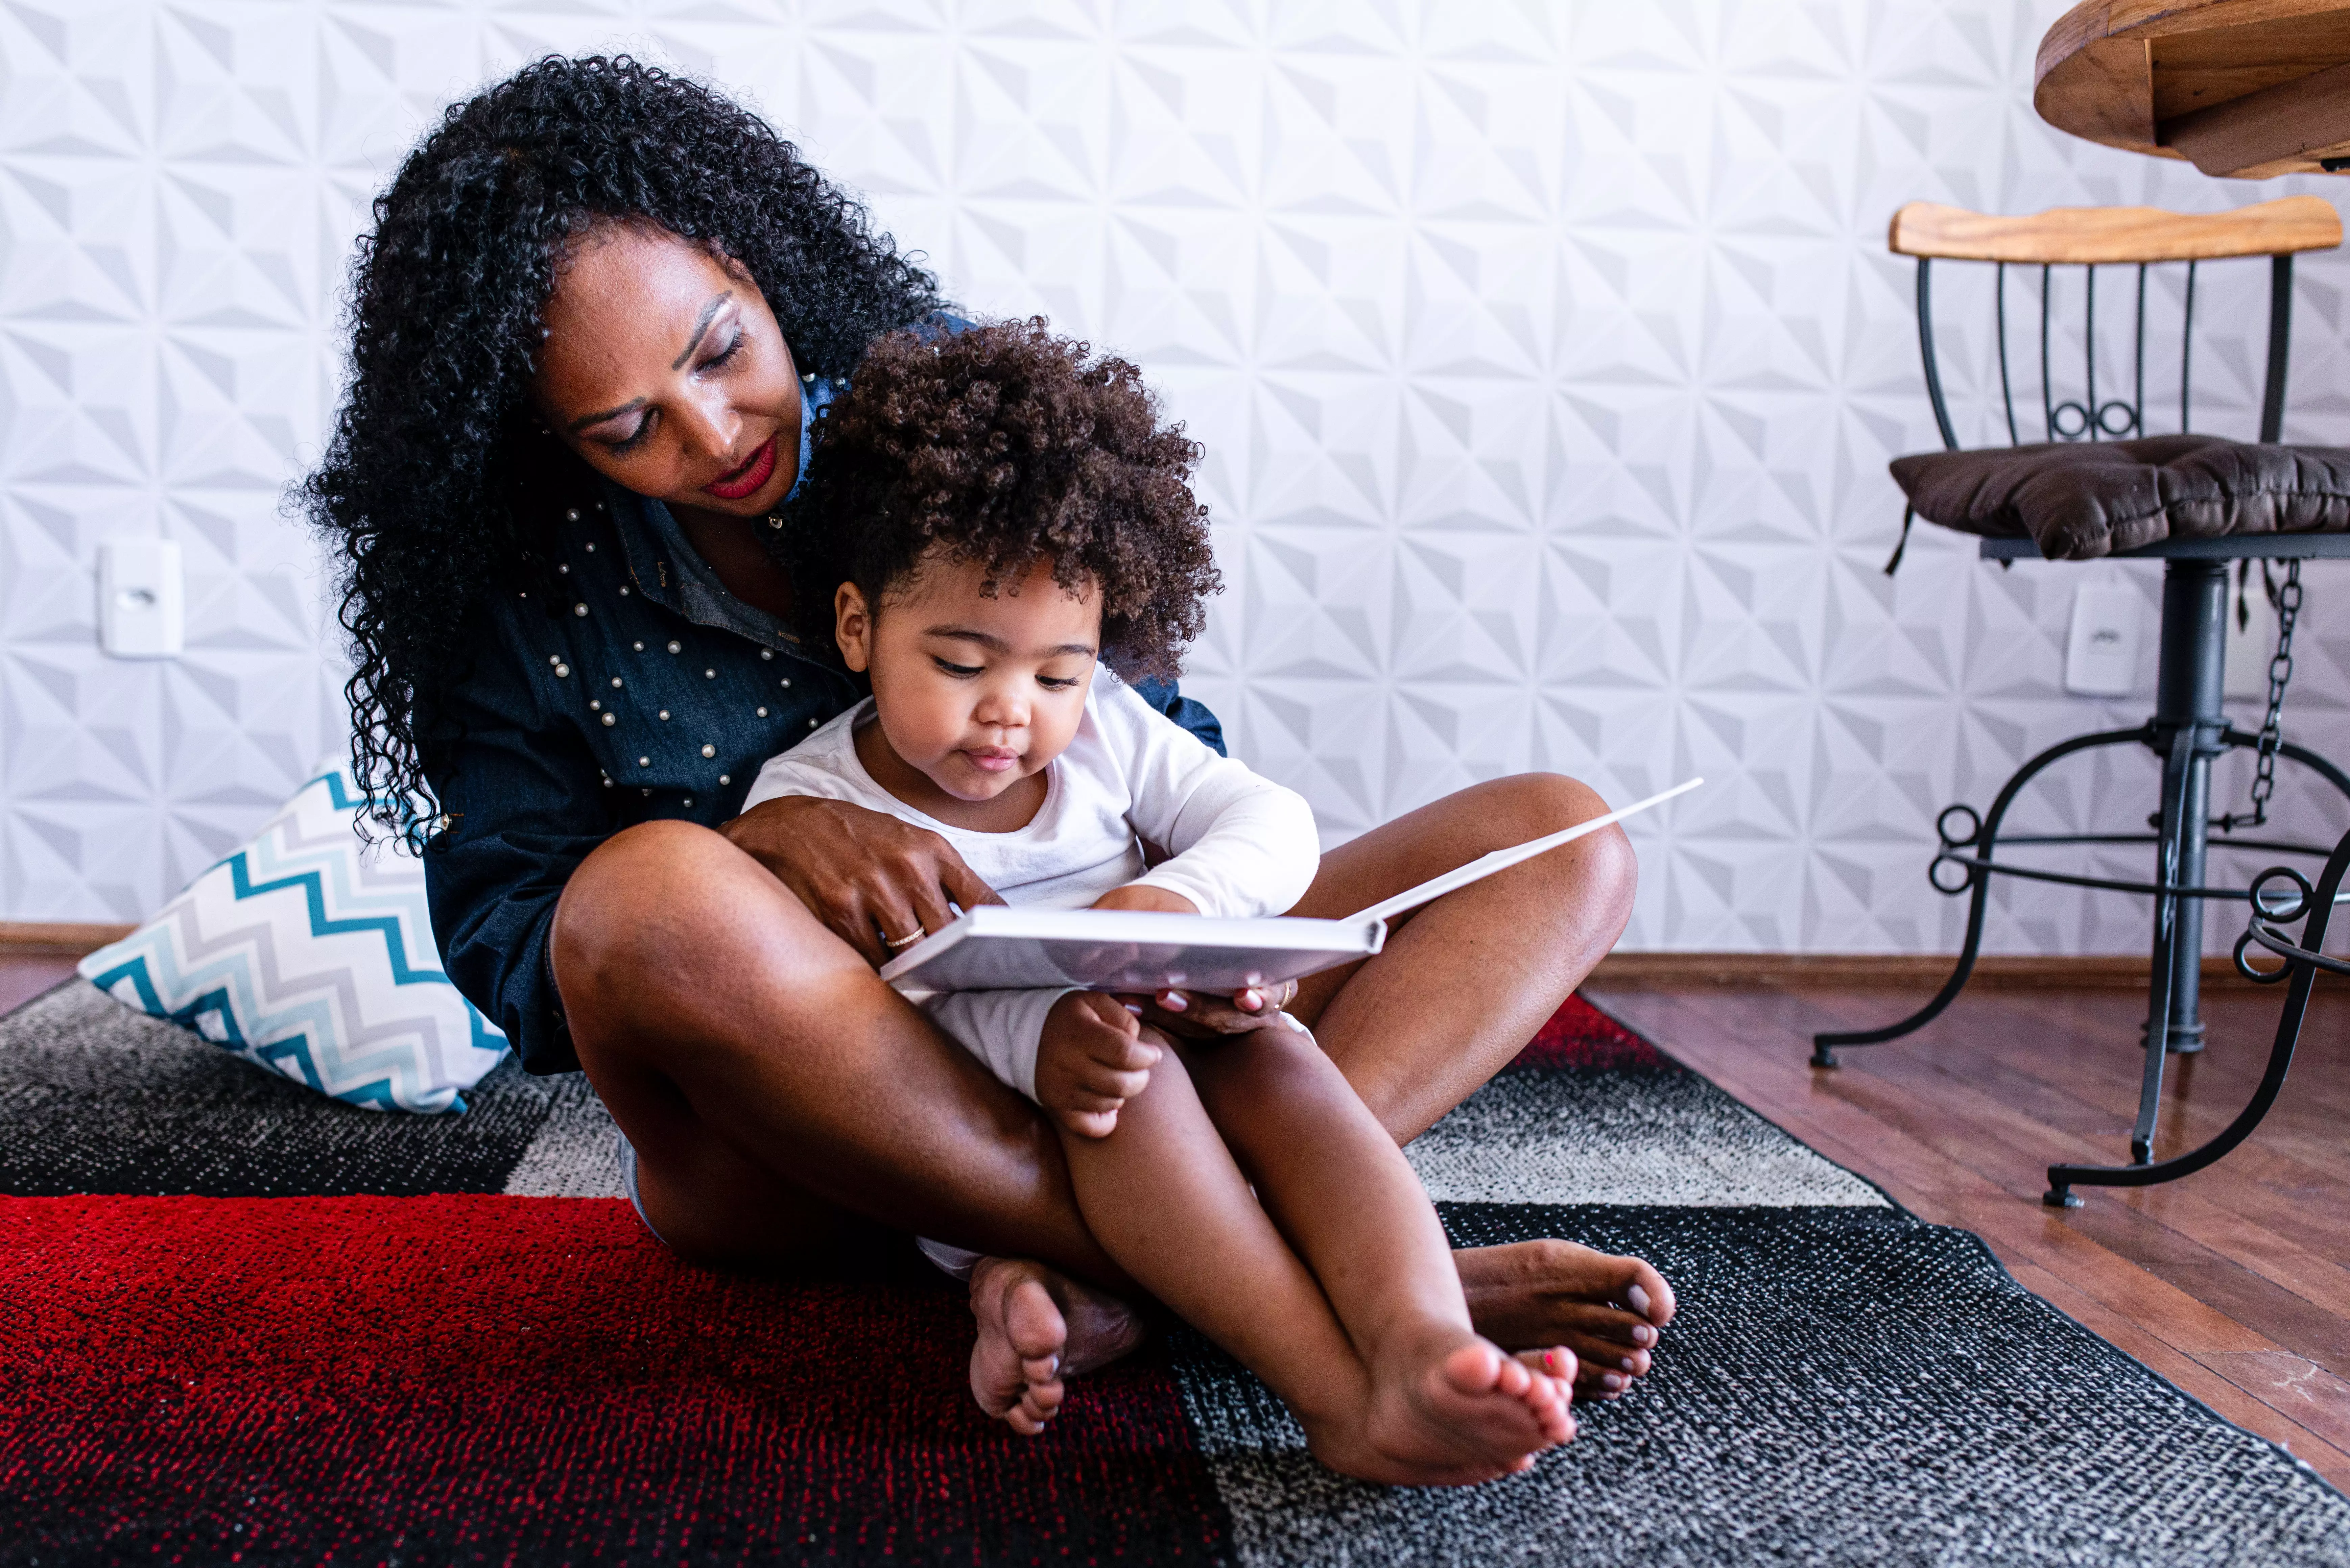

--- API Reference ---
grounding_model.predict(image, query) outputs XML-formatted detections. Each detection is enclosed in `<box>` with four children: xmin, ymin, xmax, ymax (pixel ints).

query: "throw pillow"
<box><xmin>78</xmin><ymin>761</ymin><xmax>507</xmax><ymax>1113</ymax></box>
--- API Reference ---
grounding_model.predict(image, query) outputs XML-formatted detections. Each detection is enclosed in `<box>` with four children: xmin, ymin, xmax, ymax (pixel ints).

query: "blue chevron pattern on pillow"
<box><xmin>78</xmin><ymin>762</ymin><xmax>507</xmax><ymax>1113</ymax></box>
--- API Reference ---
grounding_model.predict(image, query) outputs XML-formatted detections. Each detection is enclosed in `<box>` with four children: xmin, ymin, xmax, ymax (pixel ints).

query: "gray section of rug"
<box><xmin>0</xmin><ymin>983</ymin><xmax>622</xmax><ymax>1198</ymax></box>
<box><xmin>1180</xmin><ymin>1203</ymin><xmax>2350</xmax><ymax>1567</ymax></box>
<box><xmin>1407</xmin><ymin>1064</ymin><xmax>1884</xmax><ymax>1207</ymax></box>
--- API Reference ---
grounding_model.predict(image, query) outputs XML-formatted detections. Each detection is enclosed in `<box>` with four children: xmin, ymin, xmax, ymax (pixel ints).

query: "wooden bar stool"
<box><xmin>1814</xmin><ymin>197</ymin><xmax>2350</xmax><ymax>1207</ymax></box>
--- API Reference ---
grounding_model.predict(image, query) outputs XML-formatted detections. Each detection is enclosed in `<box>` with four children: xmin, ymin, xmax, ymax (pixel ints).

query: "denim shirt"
<box><xmin>420</xmin><ymin>371</ymin><xmax>1225</xmax><ymax>1076</ymax></box>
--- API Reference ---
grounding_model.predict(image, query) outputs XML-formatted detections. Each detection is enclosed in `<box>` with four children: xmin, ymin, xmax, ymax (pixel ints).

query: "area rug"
<box><xmin>3</xmin><ymin>982</ymin><xmax>2346</xmax><ymax>1567</ymax></box>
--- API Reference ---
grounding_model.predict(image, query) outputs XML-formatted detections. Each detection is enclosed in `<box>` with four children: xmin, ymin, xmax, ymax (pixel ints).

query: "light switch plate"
<box><xmin>2064</xmin><ymin>584</ymin><xmax>2140</xmax><ymax>697</ymax></box>
<box><xmin>98</xmin><ymin>538</ymin><xmax>184</xmax><ymax>658</ymax></box>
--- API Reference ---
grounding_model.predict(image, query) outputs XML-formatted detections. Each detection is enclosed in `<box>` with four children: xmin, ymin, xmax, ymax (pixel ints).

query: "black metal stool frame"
<box><xmin>2040</xmin><ymin>823</ymin><xmax>2350</xmax><ymax>1208</ymax></box>
<box><xmin>1816</xmin><ymin>233</ymin><xmax>2350</xmax><ymax>1206</ymax></box>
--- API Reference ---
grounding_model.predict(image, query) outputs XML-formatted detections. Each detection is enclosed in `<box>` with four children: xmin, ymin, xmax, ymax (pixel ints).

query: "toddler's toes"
<box><xmin>1438</xmin><ymin>1339</ymin><xmax>1507</xmax><ymax>1399</ymax></box>
<box><xmin>1058</xmin><ymin>1105</ymin><xmax>1121</xmax><ymax>1139</ymax></box>
<box><xmin>1518</xmin><ymin>1346</ymin><xmax>1577</xmax><ymax>1390</ymax></box>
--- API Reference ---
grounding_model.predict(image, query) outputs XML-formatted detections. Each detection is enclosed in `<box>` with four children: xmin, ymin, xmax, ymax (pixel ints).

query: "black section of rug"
<box><xmin>1173</xmin><ymin>1201</ymin><xmax>2350</xmax><ymax>1566</ymax></box>
<box><xmin>0</xmin><ymin>985</ymin><xmax>545</xmax><ymax>1196</ymax></box>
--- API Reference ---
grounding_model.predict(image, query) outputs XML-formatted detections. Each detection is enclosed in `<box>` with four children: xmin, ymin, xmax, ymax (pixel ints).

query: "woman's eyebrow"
<box><xmin>671</xmin><ymin>289</ymin><xmax>734</xmax><ymax>369</ymax></box>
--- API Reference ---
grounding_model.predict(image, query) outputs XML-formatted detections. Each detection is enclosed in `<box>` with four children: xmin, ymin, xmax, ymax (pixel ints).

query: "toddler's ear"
<box><xmin>833</xmin><ymin>581</ymin><xmax>874</xmax><ymax>672</ymax></box>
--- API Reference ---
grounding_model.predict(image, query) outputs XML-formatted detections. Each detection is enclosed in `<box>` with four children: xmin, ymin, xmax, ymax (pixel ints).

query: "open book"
<box><xmin>880</xmin><ymin>778</ymin><xmax>1701</xmax><ymax>994</ymax></box>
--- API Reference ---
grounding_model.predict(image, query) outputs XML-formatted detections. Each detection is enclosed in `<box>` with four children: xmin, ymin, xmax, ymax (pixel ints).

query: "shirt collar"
<box><xmin>601</xmin><ymin>374</ymin><xmax>835</xmax><ymax>652</ymax></box>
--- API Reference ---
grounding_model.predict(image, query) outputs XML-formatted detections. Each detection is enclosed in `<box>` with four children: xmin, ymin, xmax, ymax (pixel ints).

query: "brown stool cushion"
<box><xmin>1890</xmin><ymin>435</ymin><xmax>2350</xmax><ymax>560</ymax></box>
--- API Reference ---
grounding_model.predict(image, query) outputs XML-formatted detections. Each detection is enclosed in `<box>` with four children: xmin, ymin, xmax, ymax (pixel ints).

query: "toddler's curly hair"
<box><xmin>785</xmin><ymin>318</ymin><xmax>1221</xmax><ymax>680</ymax></box>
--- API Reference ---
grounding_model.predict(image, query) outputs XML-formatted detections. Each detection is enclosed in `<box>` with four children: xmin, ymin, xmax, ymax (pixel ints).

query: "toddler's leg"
<box><xmin>1185</xmin><ymin>1023</ymin><xmax>1577</xmax><ymax>1475</ymax></box>
<box><xmin>1060</xmin><ymin>1032</ymin><xmax>1562</xmax><ymax>1486</ymax></box>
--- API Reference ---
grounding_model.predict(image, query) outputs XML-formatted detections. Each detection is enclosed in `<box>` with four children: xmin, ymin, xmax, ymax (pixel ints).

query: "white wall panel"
<box><xmin>5</xmin><ymin>0</ymin><xmax>2347</xmax><ymax>955</ymax></box>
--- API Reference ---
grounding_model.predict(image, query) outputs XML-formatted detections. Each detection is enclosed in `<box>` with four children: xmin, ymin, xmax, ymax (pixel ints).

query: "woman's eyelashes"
<box><xmin>605</xmin><ymin>412</ymin><xmax>655</xmax><ymax>455</ymax></box>
<box><xmin>702</xmin><ymin>327</ymin><xmax>745</xmax><ymax>371</ymax></box>
<box><xmin>592</xmin><ymin>329</ymin><xmax>746</xmax><ymax>455</ymax></box>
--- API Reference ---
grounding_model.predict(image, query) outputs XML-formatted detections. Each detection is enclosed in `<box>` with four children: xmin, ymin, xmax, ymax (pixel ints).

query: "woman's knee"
<box><xmin>556</xmin><ymin>820</ymin><xmax>736</xmax><ymax>970</ymax></box>
<box><xmin>1485</xmin><ymin>772</ymin><xmax>1639</xmax><ymax>918</ymax></box>
<box><xmin>557</xmin><ymin>823</ymin><xmax>832</xmax><ymax>983</ymax></box>
<box><xmin>552</xmin><ymin>819</ymin><xmax>848</xmax><ymax>1013</ymax></box>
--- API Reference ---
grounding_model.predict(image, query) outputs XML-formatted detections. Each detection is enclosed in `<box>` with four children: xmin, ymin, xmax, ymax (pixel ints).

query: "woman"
<box><xmin>304</xmin><ymin>55</ymin><xmax>1673</xmax><ymax>1432</ymax></box>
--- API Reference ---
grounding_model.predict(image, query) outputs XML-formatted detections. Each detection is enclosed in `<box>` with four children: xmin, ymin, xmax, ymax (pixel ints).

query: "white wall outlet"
<box><xmin>98</xmin><ymin>538</ymin><xmax>184</xmax><ymax>658</ymax></box>
<box><xmin>2064</xmin><ymin>584</ymin><xmax>2140</xmax><ymax>697</ymax></box>
<box><xmin>2224</xmin><ymin>581</ymin><xmax>2275</xmax><ymax>701</ymax></box>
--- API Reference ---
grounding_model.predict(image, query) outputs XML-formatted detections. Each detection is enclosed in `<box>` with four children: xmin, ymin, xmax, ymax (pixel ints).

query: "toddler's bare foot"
<box><xmin>967</xmin><ymin>1256</ymin><xmax>1147</xmax><ymax>1435</ymax></box>
<box><xmin>1457</xmin><ymin>1238</ymin><xmax>1674</xmax><ymax>1401</ymax></box>
<box><xmin>1317</xmin><ymin>1327</ymin><xmax>1573</xmax><ymax>1486</ymax></box>
<box><xmin>1036</xmin><ymin>993</ymin><xmax>1163</xmax><ymax>1139</ymax></box>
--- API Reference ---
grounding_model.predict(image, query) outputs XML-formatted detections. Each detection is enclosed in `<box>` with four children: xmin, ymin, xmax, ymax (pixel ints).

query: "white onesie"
<box><xmin>739</xmin><ymin>670</ymin><xmax>1322</xmax><ymax>1101</ymax></box>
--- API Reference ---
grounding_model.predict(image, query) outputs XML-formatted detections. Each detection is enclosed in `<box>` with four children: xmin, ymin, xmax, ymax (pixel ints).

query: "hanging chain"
<box><xmin>2226</xmin><ymin>558</ymin><xmax>2301</xmax><ymax>832</ymax></box>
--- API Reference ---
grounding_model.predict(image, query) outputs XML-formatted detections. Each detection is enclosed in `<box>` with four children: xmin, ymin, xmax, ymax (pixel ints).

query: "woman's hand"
<box><xmin>1091</xmin><ymin>883</ymin><xmax>1301</xmax><ymax>1040</ymax></box>
<box><xmin>721</xmin><ymin>795</ymin><xmax>1004</xmax><ymax>965</ymax></box>
<box><xmin>1127</xmin><ymin>978</ymin><xmax>1302</xmax><ymax>1040</ymax></box>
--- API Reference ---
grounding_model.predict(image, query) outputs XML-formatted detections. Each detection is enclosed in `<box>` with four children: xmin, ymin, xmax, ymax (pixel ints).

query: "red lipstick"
<box><xmin>702</xmin><ymin>434</ymin><xmax>778</xmax><ymax>501</ymax></box>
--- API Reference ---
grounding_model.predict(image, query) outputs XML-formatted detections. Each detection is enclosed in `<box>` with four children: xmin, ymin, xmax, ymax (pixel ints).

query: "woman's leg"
<box><xmin>551</xmin><ymin>819</ymin><xmax>1138</xmax><ymax>1427</ymax></box>
<box><xmin>1281</xmin><ymin>773</ymin><xmax>1679</xmax><ymax>1394</ymax></box>
<box><xmin>1060</xmin><ymin>1030</ymin><xmax>1570</xmax><ymax>1485</ymax></box>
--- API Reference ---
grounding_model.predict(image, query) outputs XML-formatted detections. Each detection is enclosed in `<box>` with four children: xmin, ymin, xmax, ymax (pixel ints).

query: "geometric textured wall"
<box><xmin>6</xmin><ymin>1</ymin><xmax>2348</xmax><ymax>956</ymax></box>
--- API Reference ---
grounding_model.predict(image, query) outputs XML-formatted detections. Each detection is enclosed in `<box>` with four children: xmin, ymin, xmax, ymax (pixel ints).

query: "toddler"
<box><xmin>742</xmin><ymin>320</ymin><xmax>1574</xmax><ymax>1486</ymax></box>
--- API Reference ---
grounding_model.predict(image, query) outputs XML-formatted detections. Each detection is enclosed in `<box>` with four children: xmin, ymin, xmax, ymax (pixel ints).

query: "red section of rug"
<box><xmin>1506</xmin><ymin>994</ymin><xmax>1669</xmax><ymax>1072</ymax></box>
<box><xmin>0</xmin><ymin>1194</ymin><xmax>1227</xmax><ymax>1567</ymax></box>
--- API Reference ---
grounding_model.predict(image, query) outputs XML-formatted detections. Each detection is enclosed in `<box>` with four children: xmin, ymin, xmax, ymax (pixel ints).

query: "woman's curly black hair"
<box><xmin>783</xmin><ymin>318</ymin><xmax>1221</xmax><ymax>681</ymax></box>
<box><xmin>299</xmin><ymin>55</ymin><xmax>943</xmax><ymax>836</ymax></box>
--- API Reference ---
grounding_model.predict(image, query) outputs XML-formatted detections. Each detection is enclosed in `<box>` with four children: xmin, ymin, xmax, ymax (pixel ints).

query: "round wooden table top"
<box><xmin>2036</xmin><ymin>0</ymin><xmax>2350</xmax><ymax>178</ymax></box>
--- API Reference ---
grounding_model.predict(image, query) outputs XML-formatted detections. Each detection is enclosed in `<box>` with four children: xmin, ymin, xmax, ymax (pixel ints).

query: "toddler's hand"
<box><xmin>1036</xmin><ymin>991</ymin><xmax>1163</xmax><ymax>1139</ymax></box>
<box><xmin>1089</xmin><ymin>884</ymin><xmax>1198</xmax><ymax>915</ymax></box>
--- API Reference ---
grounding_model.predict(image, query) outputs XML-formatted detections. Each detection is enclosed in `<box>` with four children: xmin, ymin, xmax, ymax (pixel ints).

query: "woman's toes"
<box><xmin>968</xmin><ymin>1258</ymin><xmax>1072</xmax><ymax>1428</ymax></box>
<box><xmin>1627</xmin><ymin>1265</ymin><xmax>1677</xmax><ymax>1327</ymax></box>
<box><xmin>1002</xmin><ymin>1279</ymin><xmax>1066</xmax><ymax>1364</ymax></box>
<box><xmin>1019</xmin><ymin>1378</ymin><xmax>1064</xmax><ymax>1425</ymax></box>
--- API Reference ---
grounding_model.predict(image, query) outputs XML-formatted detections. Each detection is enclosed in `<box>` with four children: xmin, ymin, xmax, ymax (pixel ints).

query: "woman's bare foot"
<box><xmin>967</xmin><ymin>1256</ymin><xmax>1147</xmax><ymax>1434</ymax></box>
<box><xmin>1311</xmin><ymin>1328</ymin><xmax>1573</xmax><ymax>1487</ymax></box>
<box><xmin>1456</xmin><ymin>1239</ymin><xmax>1675</xmax><ymax>1401</ymax></box>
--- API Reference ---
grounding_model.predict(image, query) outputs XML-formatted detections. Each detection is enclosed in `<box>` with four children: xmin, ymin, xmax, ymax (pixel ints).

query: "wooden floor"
<box><xmin>3</xmin><ymin>953</ymin><xmax>2342</xmax><ymax>1488</ymax></box>
<box><xmin>0</xmin><ymin>955</ymin><xmax>77</xmax><ymax>1016</ymax></box>
<box><xmin>1588</xmin><ymin>978</ymin><xmax>2350</xmax><ymax>1493</ymax></box>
